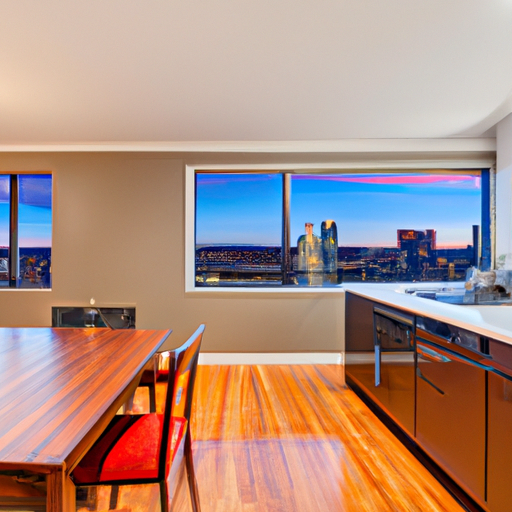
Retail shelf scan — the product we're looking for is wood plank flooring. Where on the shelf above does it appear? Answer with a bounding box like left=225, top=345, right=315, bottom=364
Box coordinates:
left=75, top=364, right=466, bottom=512
left=191, top=365, right=465, bottom=512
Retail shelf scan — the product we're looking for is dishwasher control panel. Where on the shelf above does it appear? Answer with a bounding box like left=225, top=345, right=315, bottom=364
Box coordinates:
left=416, top=316, right=488, bottom=356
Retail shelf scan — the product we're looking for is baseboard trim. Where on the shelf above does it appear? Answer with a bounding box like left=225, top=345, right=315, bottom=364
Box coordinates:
left=198, top=352, right=343, bottom=365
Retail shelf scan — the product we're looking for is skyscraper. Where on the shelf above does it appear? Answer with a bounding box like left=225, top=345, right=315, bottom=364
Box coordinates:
left=321, top=220, right=338, bottom=283
left=297, top=220, right=339, bottom=285
left=297, top=223, right=323, bottom=284
left=397, top=229, right=436, bottom=274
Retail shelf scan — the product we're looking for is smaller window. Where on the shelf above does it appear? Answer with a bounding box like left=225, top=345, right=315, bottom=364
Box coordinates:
left=0, top=174, right=52, bottom=289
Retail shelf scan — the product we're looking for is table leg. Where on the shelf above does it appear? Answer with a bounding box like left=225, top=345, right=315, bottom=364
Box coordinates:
left=47, top=467, right=76, bottom=512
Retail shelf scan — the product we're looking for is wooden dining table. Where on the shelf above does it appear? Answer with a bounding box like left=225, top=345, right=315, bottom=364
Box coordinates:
left=0, top=327, right=172, bottom=512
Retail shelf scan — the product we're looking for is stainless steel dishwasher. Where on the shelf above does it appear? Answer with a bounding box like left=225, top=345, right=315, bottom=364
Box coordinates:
left=373, top=306, right=415, bottom=437
left=344, top=300, right=415, bottom=438
left=415, top=316, right=487, bottom=503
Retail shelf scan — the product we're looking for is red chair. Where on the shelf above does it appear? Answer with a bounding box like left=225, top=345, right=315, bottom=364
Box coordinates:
left=72, top=325, right=205, bottom=512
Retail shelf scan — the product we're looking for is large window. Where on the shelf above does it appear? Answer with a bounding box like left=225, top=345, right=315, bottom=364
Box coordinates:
left=0, top=174, right=52, bottom=289
left=194, top=169, right=487, bottom=288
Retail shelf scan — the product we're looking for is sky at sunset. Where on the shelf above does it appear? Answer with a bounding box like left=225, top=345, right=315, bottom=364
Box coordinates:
left=0, top=175, right=52, bottom=247
left=196, top=172, right=482, bottom=248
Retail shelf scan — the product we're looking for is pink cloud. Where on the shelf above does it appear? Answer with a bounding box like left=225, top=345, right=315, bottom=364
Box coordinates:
left=292, top=174, right=479, bottom=186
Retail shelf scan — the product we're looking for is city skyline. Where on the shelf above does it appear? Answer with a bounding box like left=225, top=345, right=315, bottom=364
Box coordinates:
left=195, top=232, right=475, bottom=286
left=196, top=172, right=482, bottom=248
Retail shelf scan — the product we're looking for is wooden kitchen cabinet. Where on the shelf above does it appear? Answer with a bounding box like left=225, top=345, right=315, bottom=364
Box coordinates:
left=487, top=341, right=512, bottom=512
left=344, top=291, right=499, bottom=511
left=345, top=291, right=374, bottom=352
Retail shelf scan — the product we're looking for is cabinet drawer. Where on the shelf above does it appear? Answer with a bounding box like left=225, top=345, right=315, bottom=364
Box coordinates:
left=416, top=341, right=486, bottom=502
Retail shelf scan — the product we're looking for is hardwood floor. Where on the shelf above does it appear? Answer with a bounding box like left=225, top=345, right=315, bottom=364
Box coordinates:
left=75, top=364, right=466, bottom=512
left=191, top=365, right=465, bottom=512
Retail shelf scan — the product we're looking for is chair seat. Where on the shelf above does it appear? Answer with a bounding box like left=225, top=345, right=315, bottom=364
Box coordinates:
left=73, top=414, right=187, bottom=485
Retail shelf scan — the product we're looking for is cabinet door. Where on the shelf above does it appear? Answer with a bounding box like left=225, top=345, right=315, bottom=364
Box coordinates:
left=344, top=292, right=377, bottom=403
left=487, top=371, right=512, bottom=512
left=379, top=354, right=415, bottom=436
left=345, top=292, right=374, bottom=352
left=416, top=341, right=486, bottom=502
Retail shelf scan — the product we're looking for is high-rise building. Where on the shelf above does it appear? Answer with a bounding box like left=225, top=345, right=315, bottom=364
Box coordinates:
left=321, top=220, right=338, bottom=283
left=297, top=223, right=323, bottom=282
left=397, top=229, right=436, bottom=274
left=297, top=220, right=339, bottom=285
left=425, top=229, right=436, bottom=251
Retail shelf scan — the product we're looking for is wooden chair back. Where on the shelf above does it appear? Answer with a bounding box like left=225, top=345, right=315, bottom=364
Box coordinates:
left=160, top=324, right=204, bottom=481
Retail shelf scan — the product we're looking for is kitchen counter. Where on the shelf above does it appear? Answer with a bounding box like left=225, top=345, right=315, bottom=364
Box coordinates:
left=343, top=283, right=512, bottom=345
left=344, top=282, right=512, bottom=512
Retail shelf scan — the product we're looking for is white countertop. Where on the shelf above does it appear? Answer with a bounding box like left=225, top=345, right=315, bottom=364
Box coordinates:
left=343, top=283, right=512, bottom=346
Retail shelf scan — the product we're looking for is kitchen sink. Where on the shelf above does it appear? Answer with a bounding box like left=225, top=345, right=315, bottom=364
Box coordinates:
left=403, top=286, right=467, bottom=304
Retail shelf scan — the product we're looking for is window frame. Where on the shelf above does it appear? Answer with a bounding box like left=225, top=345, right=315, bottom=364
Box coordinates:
left=185, top=163, right=493, bottom=294
left=0, top=172, right=53, bottom=291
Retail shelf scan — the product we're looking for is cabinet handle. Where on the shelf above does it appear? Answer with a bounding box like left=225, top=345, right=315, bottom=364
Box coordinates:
left=416, top=367, right=445, bottom=395
left=375, top=343, right=381, bottom=387
left=417, top=344, right=451, bottom=363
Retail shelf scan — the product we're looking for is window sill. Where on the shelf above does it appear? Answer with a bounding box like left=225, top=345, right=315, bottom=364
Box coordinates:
left=0, top=288, right=52, bottom=292
left=185, top=285, right=345, bottom=298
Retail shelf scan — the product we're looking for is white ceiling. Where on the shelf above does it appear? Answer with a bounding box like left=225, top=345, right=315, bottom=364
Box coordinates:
left=2, top=1, right=512, bottom=145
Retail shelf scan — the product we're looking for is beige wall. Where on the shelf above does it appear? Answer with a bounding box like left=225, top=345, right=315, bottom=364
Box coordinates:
left=497, top=114, right=512, bottom=268
left=0, top=152, right=345, bottom=352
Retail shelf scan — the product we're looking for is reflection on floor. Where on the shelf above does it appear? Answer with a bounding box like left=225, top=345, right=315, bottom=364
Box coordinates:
left=78, top=364, right=465, bottom=512
left=191, top=365, right=465, bottom=512
left=76, top=461, right=191, bottom=512
left=79, top=485, right=160, bottom=512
